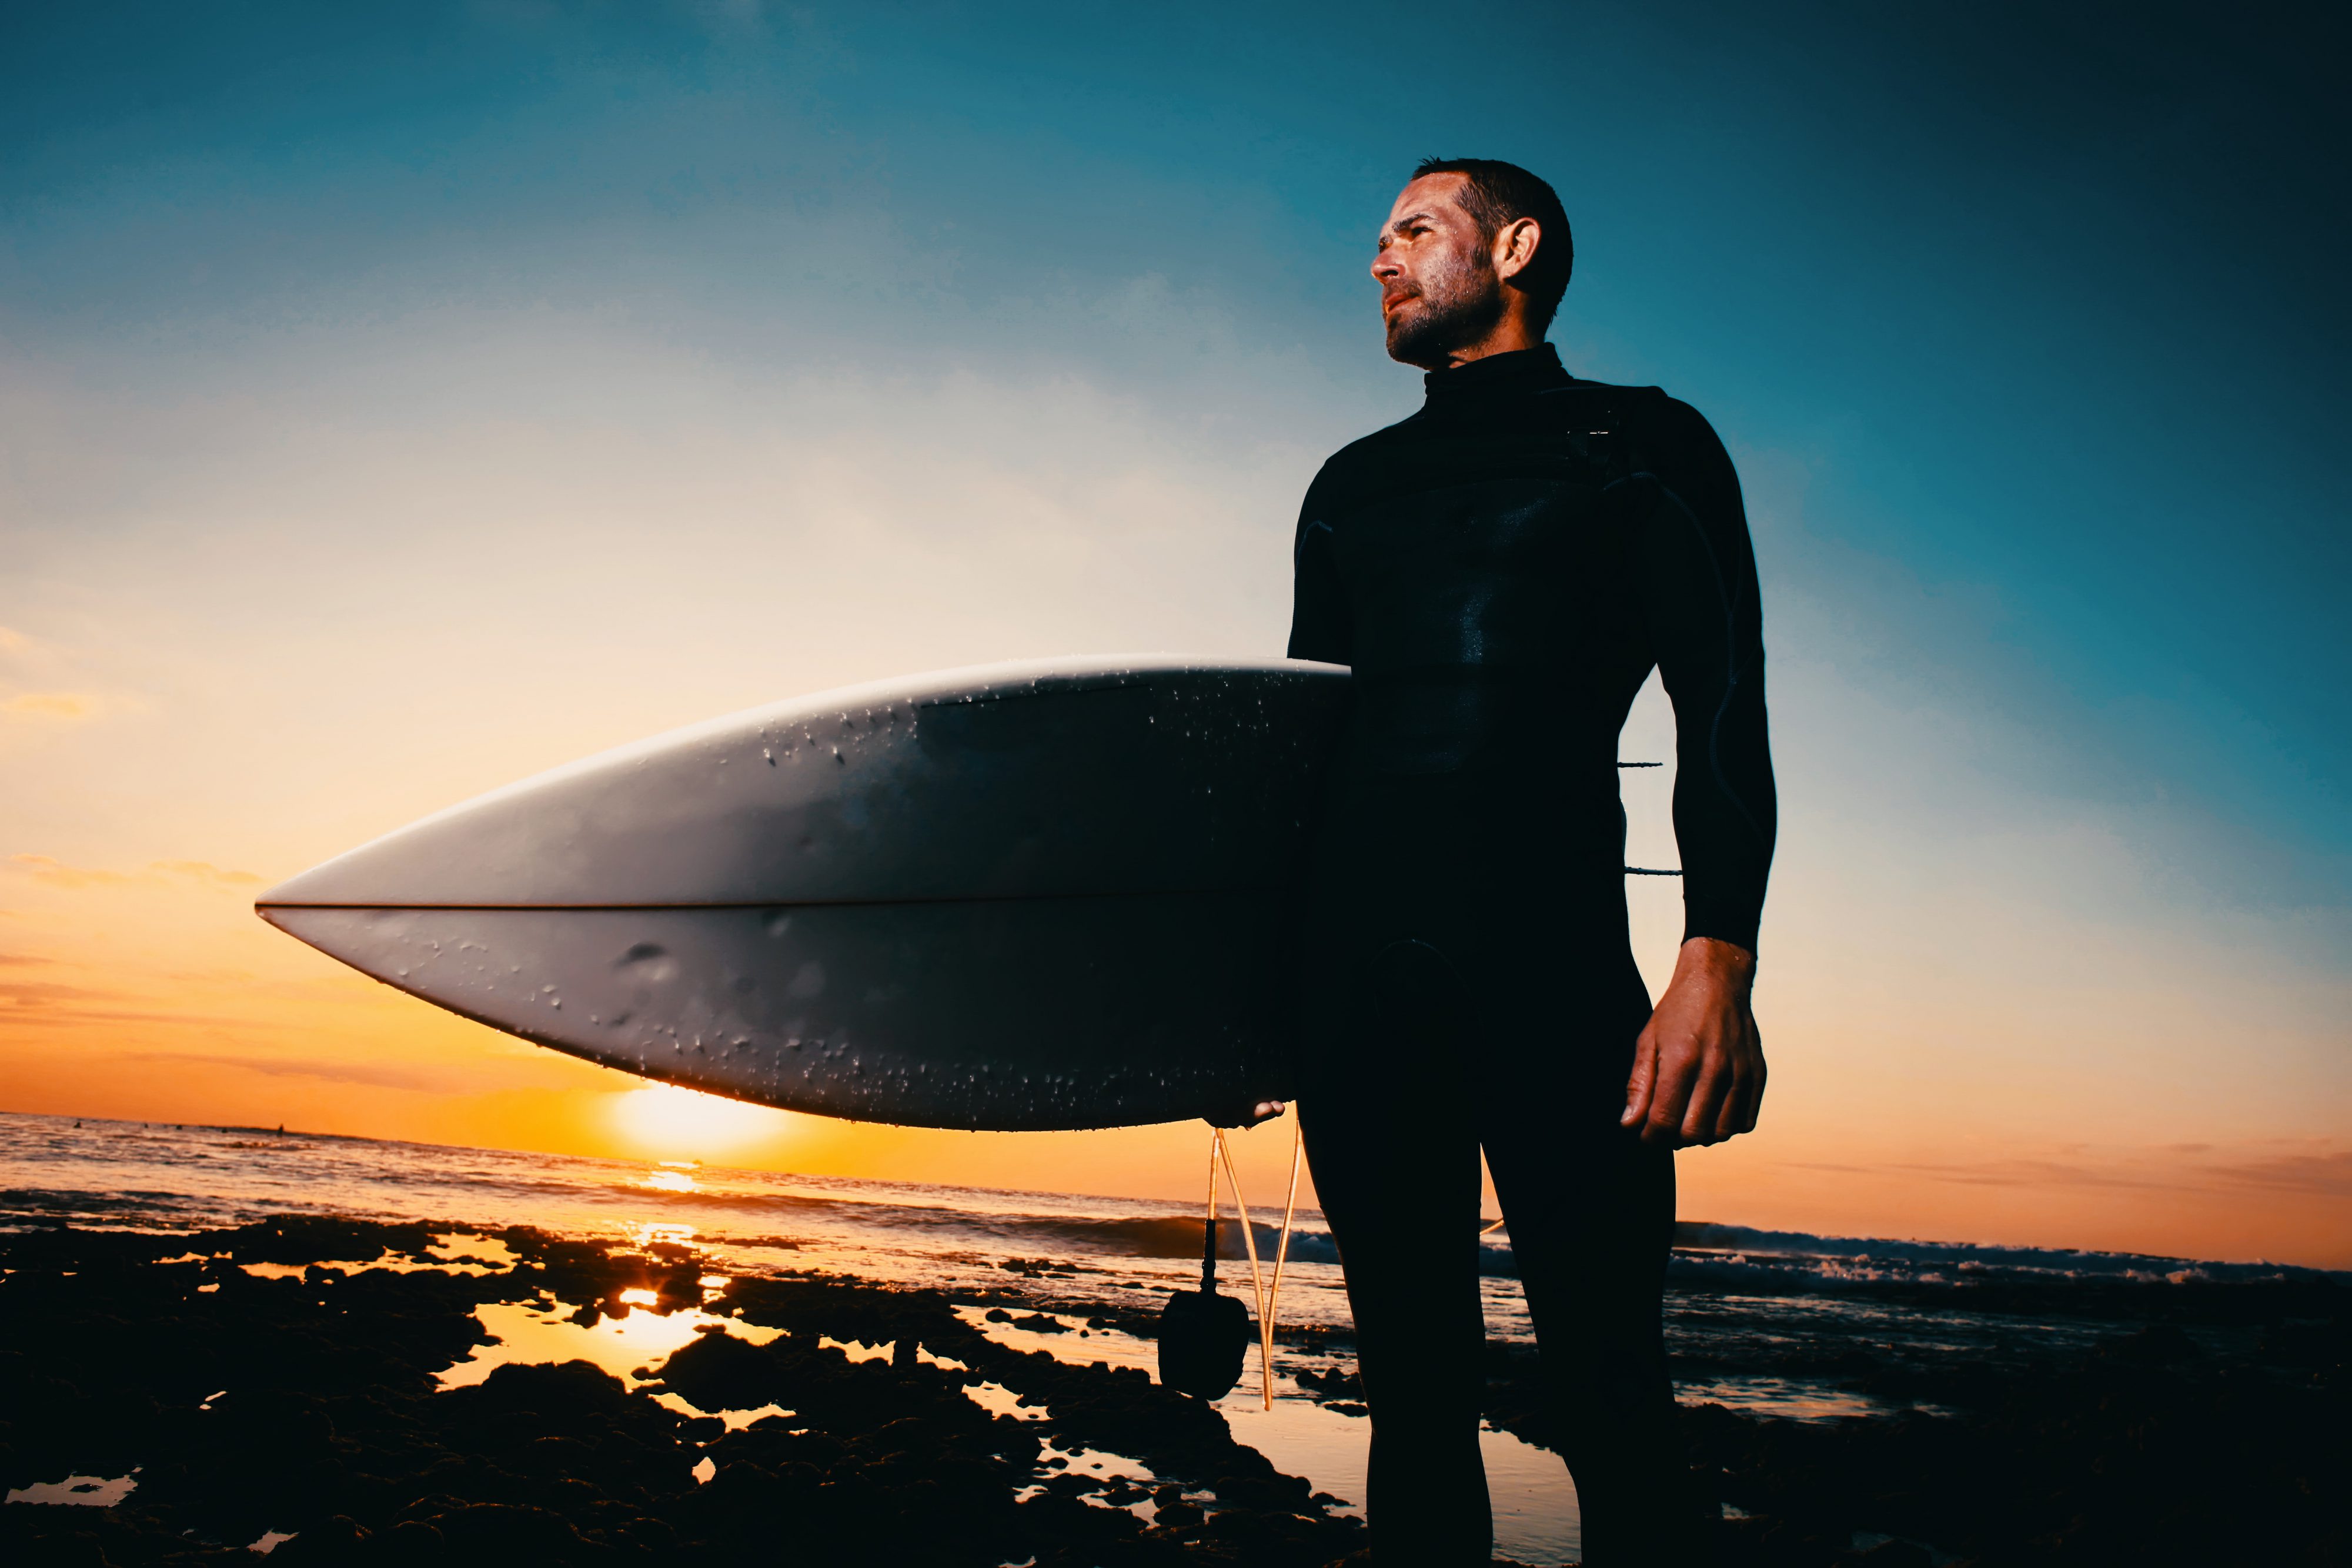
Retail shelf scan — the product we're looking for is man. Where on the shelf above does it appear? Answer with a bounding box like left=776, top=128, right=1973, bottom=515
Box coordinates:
left=1287, top=158, right=1774, bottom=1564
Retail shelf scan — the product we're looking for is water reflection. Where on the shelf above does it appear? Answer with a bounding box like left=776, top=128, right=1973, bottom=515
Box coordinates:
left=962, top=1381, right=1048, bottom=1422
left=6, top=1473, right=139, bottom=1507
left=238, top=1231, right=514, bottom=1282
left=427, top=1233, right=516, bottom=1269
left=435, top=1294, right=781, bottom=1391
left=948, top=1296, right=1578, bottom=1557
left=1675, top=1376, right=1893, bottom=1423
left=1022, top=1439, right=1159, bottom=1520
left=818, top=1335, right=893, bottom=1365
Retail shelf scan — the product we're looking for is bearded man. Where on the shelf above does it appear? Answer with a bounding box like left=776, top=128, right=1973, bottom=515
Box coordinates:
left=1286, top=158, right=1775, bottom=1565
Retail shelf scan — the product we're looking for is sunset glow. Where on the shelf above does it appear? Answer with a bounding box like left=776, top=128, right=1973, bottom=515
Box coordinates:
left=613, top=1085, right=796, bottom=1161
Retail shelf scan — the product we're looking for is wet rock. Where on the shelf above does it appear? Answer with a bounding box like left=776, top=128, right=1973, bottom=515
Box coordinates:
left=449, top=1359, right=634, bottom=1421
left=269, top=1513, right=372, bottom=1562
left=2098, top=1322, right=2201, bottom=1366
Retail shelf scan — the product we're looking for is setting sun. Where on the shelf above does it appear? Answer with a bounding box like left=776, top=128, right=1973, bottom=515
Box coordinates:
left=611, top=1084, right=796, bottom=1158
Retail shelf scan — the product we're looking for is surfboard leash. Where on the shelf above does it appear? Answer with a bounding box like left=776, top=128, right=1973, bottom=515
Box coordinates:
left=1266, top=1115, right=1305, bottom=1405
left=1212, top=1129, right=1268, bottom=1406
left=1208, top=1118, right=1304, bottom=1410
left=1202, top=1129, right=1221, bottom=1290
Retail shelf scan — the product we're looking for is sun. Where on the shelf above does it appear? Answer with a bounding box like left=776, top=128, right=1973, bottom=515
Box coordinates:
left=612, top=1082, right=792, bottom=1159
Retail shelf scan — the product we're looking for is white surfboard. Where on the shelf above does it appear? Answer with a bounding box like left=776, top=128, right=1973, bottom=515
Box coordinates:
left=257, top=658, right=1350, bottom=1130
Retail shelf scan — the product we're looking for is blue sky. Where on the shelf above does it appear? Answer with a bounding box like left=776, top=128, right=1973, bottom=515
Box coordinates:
left=11, top=2, right=2344, bottom=892
left=4, top=2, right=2346, bottom=1259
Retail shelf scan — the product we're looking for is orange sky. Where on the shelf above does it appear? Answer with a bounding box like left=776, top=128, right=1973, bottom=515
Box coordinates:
left=2, top=617, right=2344, bottom=1268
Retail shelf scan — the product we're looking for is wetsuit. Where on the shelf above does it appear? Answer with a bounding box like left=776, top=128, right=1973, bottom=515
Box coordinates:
left=1287, top=343, right=1774, bottom=1564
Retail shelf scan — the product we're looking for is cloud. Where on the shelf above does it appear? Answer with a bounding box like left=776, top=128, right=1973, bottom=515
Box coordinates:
left=7, top=854, right=135, bottom=888
left=1873, top=1156, right=2189, bottom=1193
left=5, top=854, right=262, bottom=888
left=119, top=1051, right=558, bottom=1095
left=0, top=969, right=280, bottom=1028
left=1795, top=1142, right=2352, bottom=1201
left=2, top=693, right=95, bottom=720
left=0, top=976, right=229, bottom=1027
left=0, top=977, right=103, bottom=1008
left=2204, top=1148, right=2352, bottom=1199
left=151, top=860, right=264, bottom=887
left=0, top=952, right=55, bottom=967
left=0, top=631, right=138, bottom=724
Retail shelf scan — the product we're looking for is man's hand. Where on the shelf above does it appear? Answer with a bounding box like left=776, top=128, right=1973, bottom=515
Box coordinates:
left=1621, top=937, right=1765, bottom=1148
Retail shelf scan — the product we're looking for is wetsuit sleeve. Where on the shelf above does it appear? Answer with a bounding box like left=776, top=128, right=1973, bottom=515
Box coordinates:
left=1285, top=469, right=1352, bottom=664
left=1642, top=400, right=1777, bottom=954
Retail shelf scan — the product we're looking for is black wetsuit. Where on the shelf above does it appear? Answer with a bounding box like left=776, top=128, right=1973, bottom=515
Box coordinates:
left=1287, top=343, right=1774, bottom=1564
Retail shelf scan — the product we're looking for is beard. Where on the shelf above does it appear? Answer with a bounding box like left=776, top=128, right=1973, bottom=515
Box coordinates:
left=1384, top=247, right=1505, bottom=368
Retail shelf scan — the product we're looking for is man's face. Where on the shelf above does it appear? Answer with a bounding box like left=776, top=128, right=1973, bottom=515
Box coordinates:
left=1373, top=173, right=1503, bottom=369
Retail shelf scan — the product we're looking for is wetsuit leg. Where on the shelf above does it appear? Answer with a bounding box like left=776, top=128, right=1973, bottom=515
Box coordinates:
left=1482, top=961, right=1713, bottom=1566
left=1299, top=941, right=1492, bottom=1566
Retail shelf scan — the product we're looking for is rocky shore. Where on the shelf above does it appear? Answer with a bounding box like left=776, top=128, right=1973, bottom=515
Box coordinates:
left=2, top=1216, right=2344, bottom=1566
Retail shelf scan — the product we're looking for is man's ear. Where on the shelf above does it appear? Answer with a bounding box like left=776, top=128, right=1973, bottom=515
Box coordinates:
left=1492, top=216, right=1542, bottom=285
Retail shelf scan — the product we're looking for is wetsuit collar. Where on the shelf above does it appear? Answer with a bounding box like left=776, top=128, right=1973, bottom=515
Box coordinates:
left=1420, top=342, right=1571, bottom=409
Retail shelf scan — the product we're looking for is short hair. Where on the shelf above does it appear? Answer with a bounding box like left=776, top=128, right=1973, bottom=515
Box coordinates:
left=1411, top=156, right=1573, bottom=332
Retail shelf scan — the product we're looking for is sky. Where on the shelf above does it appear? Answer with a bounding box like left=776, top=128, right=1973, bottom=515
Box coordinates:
left=2, top=1, right=2346, bottom=1266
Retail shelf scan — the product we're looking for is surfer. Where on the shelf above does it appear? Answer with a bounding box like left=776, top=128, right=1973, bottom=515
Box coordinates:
left=1285, top=158, right=1775, bottom=1564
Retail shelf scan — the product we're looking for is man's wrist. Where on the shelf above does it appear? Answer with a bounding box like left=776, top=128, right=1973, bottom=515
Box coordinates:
left=1676, top=935, right=1756, bottom=990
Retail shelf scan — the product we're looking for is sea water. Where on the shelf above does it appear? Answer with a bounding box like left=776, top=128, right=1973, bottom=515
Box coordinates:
left=2, top=1111, right=2328, bottom=1563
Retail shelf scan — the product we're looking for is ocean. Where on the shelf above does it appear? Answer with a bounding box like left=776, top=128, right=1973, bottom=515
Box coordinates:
left=2, top=1110, right=2333, bottom=1564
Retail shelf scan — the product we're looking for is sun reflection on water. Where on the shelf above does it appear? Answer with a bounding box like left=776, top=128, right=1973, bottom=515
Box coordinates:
left=435, top=1295, right=782, bottom=1392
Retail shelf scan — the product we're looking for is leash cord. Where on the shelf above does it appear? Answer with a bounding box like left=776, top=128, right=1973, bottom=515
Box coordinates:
left=1214, top=1128, right=1272, bottom=1409
left=1197, top=1114, right=1307, bottom=1409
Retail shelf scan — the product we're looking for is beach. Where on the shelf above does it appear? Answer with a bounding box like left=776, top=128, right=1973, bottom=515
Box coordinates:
left=2, top=1112, right=2344, bottom=1566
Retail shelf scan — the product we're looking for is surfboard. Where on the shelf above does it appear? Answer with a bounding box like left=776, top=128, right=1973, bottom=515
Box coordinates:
left=256, top=658, right=1351, bottom=1131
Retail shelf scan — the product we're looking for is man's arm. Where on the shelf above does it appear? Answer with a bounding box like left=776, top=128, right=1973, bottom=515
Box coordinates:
left=1286, top=473, right=1352, bottom=666
left=1621, top=399, right=1776, bottom=1147
left=1235, top=474, right=1354, bottom=1126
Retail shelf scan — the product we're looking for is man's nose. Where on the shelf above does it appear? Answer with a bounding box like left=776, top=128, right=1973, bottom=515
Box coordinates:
left=1371, top=252, right=1401, bottom=282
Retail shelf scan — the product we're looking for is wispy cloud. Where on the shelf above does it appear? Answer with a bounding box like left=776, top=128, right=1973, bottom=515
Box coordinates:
left=1, top=693, right=95, bottom=720
left=0, top=971, right=280, bottom=1029
left=8, top=855, right=135, bottom=888
left=0, top=628, right=139, bottom=724
left=0, top=977, right=103, bottom=1008
left=1795, top=1142, right=2352, bottom=1201
left=151, top=861, right=263, bottom=887
left=119, top=1051, right=562, bottom=1095
left=2204, top=1148, right=2352, bottom=1199
left=7, top=854, right=262, bottom=889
